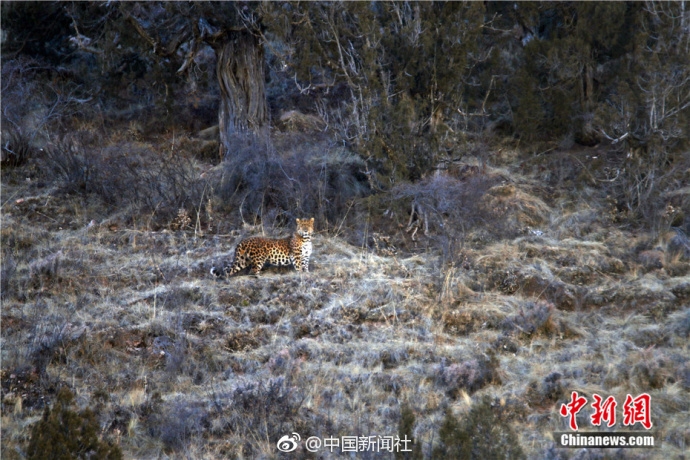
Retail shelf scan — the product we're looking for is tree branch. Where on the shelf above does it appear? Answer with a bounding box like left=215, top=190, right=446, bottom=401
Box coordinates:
left=121, top=6, right=191, bottom=57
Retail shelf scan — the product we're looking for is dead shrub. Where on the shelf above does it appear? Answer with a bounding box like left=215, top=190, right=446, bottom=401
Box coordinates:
left=525, top=372, right=565, bottom=409
left=479, top=183, right=550, bottom=232
left=277, top=110, right=327, bottom=133
left=1, top=57, right=61, bottom=168
left=182, top=313, right=225, bottom=337
left=247, top=306, right=282, bottom=325
left=673, top=309, right=690, bottom=339
left=500, top=300, right=558, bottom=338
left=390, top=172, right=500, bottom=263
left=442, top=308, right=502, bottom=335
left=175, top=134, right=220, bottom=163
left=29, top=251, right=62, bottom=281
left=216, top=137, right=368, bottom=229
left=29, top=316, right=78, bottom=379
left=616, top=350, right=675, bottom=391
left=40, top=132, right=209, bottom=228
left=638, top=249, right=664, bottom=270
left=146, top=397, right=207, bottom=453
left=610, top=144, right=689, bottom=233
left=492, top=334, right=520, bottom=354
left=1, top=123, right=38, bottom=168
left=516, top=273, right=576, bottom=311
left=666, top=227, right=690, bottom=261
left=435, top=354, right=502, bottom=397
left=225, top=328, right=266, bottom=353
left=630, top=359, right=672, bottom=390
left=1, top=254, right=17, bottom=300
left=208, top=376, right=308, bottom=456
left=157, top=286, right=203, bottom=311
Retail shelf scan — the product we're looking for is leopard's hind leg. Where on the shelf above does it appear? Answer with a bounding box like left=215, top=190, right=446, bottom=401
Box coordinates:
left=249, top=259, right=265, bottom=275
left=211, top=251, right=247, bottom=278
left=225, top=252, right=249, bottom=276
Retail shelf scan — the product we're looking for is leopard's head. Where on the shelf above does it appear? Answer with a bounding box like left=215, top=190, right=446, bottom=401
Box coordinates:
left=295, top=218, right=314, bottom=237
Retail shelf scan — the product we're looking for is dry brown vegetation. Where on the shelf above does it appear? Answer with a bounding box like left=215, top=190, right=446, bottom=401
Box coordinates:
left=2, top=128, right=689, bottom=459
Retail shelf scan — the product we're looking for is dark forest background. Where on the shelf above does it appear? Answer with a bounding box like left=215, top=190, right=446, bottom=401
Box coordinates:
left=3, top=1, right=688, bottom=238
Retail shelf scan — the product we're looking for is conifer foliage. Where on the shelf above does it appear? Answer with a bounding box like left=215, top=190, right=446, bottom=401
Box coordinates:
left=27, top=388, right=122, bottom=460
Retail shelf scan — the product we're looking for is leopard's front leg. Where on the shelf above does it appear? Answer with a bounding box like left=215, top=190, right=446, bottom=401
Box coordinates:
left=300, top=242, right=312, bottom=272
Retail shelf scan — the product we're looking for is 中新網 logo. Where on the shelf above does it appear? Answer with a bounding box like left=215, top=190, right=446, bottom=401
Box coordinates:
left=560, top=392, right=652, bottom=430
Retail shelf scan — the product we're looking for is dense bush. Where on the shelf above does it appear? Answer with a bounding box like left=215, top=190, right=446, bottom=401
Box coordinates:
left=433, top=397, right=525, bottom=460
left=27, top=387, right=122, bottom=460
left=396, top=403, right=424, bottom=460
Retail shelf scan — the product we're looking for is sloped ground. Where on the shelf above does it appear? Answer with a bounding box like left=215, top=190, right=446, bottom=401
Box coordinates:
left=2, top=153, right=689, bottom=459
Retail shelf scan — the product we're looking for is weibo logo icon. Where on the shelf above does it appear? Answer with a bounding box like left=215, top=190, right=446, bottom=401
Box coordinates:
left=276, top=433, right=301, bottom=452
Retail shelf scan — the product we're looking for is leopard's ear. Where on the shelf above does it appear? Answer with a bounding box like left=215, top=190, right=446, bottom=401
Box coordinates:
left=295, top=218, right=301, bottom=225
left=309, top=218, right=314, bottom=223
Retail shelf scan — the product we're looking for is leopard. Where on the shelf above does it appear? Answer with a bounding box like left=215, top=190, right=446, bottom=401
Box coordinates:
left=210, top=218, right=314, bottom=277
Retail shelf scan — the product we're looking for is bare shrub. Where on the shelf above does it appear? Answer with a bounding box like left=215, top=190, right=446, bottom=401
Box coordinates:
left=29, top=251, right=62, bottom=281
left=225, top=328, right=266, bottom=353
left=608, top=145, right=689, bottom=234
left=673, top=309, right=690, bottom=339
left=626, top=350, right=675, bottom=391
left=1, top=57, right=49, bottom=167
left=29, top=315, right=83, bottom=379
left=176, top=134, right=220, bottom=162
left=208, top=376, right=308, bottom=456
left=500, top=300, right=557, bottom=337
left=40, top=132, right=209, bottom=228
left=1, top=253, right=17, bottom=300
left=1, top=300, right=86, bottom=418
left=216, top=137, right=368, bottom=229
left=390, top=172, right=499, bottom=263
left=638, top=250, right=664, bottom=271
left=1, top=123, right=37, bottom=167
left=146, top=397, right=207, bottom=452
left=525, top=372, right=565, bottom=409
left=277, top=110, right=327, bottom=133
left=1, top=56, right=97, bottom=168
left=666, top=227, right=690, bottom=261
left=435, top=354, right=501, bottom=397
left=442, top=308, right=501, bottom=336
left=479, top=184, right=550, bottom=232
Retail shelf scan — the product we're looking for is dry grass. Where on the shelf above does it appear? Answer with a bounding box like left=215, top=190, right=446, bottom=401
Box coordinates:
left=2, top=141, right=689, bottom=459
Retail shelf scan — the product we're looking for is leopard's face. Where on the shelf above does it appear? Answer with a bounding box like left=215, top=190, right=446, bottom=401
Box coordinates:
left=295, top=218, right=314, bottom=238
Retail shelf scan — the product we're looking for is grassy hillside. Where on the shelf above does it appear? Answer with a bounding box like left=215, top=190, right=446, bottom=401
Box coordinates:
left=2, top=132, right=688, bottom=459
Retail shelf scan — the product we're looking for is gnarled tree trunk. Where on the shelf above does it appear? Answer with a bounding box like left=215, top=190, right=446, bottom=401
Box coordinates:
left=214, top=30, right=269, bottom=157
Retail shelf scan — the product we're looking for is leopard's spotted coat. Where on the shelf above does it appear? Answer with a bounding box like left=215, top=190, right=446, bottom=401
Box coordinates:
left=210, top=218, right=314, bottom=277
